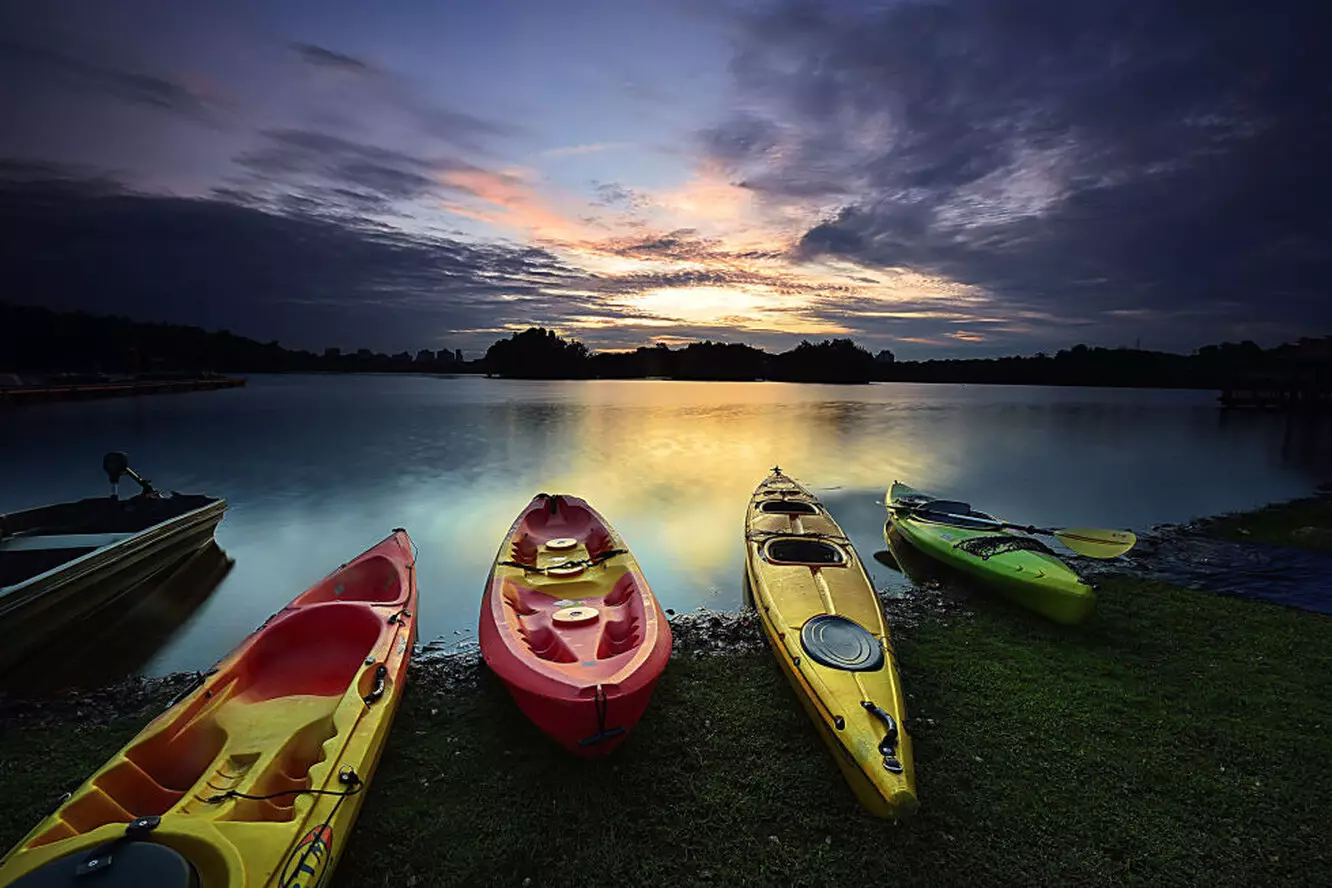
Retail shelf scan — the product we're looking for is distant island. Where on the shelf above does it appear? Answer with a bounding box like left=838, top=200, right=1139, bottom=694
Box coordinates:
left=2, top=302, right=1328, bottom=390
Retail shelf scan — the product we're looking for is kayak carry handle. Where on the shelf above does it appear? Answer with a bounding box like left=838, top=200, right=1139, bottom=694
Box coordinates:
left=862, top=700, right=904, bottom=774
left=363, top=663, right=388, bottom=705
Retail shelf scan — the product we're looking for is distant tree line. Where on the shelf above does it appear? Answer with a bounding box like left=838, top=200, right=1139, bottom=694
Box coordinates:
left=0, top=303, right=469, bottom=376
left=3, top=302, right=1327, bottom=388
left=484, top=329, right=879, bottom=383
left=885, top=340, right=1331, bottom=388
left=484, top=328, right=1331, bottom=388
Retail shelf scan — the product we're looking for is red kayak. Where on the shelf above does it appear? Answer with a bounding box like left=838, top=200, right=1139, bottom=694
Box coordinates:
left=479, top=493, right=671, bottom=756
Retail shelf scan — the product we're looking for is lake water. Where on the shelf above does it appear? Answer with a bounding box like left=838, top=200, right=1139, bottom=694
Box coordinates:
left=2, top=374, right=1328, bottom=677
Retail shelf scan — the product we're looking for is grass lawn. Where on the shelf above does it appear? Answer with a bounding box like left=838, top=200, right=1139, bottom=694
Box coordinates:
left=3, top=501, right=1331, bottom=886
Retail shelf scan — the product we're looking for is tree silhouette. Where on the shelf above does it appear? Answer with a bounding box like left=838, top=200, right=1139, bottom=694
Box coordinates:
left=484, top=328, right=590, bottom=378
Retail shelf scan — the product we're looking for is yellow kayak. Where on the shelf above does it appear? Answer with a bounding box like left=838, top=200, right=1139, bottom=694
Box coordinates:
left=745, top=468, right=917, bottom=819
left=0, top=530, right=417, bottom=888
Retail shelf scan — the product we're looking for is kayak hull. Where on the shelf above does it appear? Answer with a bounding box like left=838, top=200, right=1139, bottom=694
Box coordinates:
left=887, top=482, right=1095, bottom=624
left=0, top=531, right=417, bottom=888
left=745, top=469, right=917, bottom=819
left=480, top=494, right=670, bottom=757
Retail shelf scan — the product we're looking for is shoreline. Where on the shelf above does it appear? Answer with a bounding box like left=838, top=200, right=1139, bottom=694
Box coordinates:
left=2, top=495, right=1329, bottom=885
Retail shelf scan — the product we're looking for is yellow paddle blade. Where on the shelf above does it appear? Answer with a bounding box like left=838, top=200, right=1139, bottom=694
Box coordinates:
left=1052, top=528, right=1137, bottom=559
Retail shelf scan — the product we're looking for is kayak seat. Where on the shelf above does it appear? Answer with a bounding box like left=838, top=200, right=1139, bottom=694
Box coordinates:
left=596, top=613, right=640, bottom=658
left=799, top=615, right=884, bottom=672
left=523, top=498, right=596, bottom=544
left=518, top=622, right=578, bottom=663
left=295, top=554, right=405, bottom=604
left=233, top=604, right=384, bottom=702
left=765, top=538, right=845, bottom=566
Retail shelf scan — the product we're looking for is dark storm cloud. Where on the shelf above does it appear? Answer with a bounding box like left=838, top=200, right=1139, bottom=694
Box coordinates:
left=0, top=39, right=222, bottom=122
left=290, top=43, right=372, bottom=74
left=714, top=0, right=1332, bottom=344
left=0, top=166, right=608, bottom=351
left=234, top=128, right=471, bottom=206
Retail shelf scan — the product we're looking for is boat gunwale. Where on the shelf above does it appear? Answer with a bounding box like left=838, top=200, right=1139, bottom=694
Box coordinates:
left=0, top=498, right=227, bottom=604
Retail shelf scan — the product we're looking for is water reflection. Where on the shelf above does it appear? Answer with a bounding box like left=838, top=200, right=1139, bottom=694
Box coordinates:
left=1, top=542, right=232, bottom=694
left=0, top=376, right=1326, bottom=675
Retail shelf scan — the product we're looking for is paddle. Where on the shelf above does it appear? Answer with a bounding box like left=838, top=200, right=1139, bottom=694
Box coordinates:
left=889, top=502, right=1137, bottom=559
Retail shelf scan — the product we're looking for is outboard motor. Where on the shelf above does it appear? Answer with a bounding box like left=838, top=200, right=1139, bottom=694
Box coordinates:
left=102, top=451, right=159, bottom=500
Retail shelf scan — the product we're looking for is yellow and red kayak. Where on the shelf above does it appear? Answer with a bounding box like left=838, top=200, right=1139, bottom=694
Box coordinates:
left=0, top=530, right=417, bottom=888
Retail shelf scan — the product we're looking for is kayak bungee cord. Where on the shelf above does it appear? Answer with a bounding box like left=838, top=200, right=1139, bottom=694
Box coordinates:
left=498, top=547, right=627, bottom=573
left=953, top=534, right=1058, bottom=560
left=202, top=765, right=364, bottom=806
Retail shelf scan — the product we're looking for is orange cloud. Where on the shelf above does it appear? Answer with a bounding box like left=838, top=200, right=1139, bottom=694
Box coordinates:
left=437, top=167, right=603, bottom=243
left=433, top=155, right=997, bottom=345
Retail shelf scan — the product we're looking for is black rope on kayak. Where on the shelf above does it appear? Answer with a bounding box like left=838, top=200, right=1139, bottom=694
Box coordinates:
left=498, top=548, right=628, bottom=574
left=202, top=765, right=364, bottom=805
left=745, top=530, right=848, bottom=542
left=579, top=684, right=626, bottom=747
left=953, top=535, right=1056, bottom=560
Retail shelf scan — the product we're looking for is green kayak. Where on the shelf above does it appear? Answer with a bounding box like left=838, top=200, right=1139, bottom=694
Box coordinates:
left=885, top=482, right=1095, bottom=625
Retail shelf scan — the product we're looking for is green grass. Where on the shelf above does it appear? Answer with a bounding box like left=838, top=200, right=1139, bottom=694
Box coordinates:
left=1203, top=494, right=1332, bottom=549
left=326, top=580, right=1332, bottom=887
left=3, top=498, right=1331, bottom=886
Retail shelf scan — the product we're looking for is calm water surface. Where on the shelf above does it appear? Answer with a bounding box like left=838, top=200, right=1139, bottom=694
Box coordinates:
left=2, top=374, right=1328, bottom=676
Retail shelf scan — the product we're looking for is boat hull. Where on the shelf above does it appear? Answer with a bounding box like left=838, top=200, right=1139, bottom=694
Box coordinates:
left=480, top=494, right=670, bottom=757
left=0, top=497, right=226, bottom=673
left=745, top=470, right=917, bottom=819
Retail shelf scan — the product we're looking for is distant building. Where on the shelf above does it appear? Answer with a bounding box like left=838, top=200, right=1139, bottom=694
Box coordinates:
left=454, top=349, right=464, bottom=363
left=416, top=349, right=436, bottom=363
left=356, top=348, right=373, bottom=359
left=324, top=347, right=341, bottom=359
left=875, top=349, right=896, bottom=364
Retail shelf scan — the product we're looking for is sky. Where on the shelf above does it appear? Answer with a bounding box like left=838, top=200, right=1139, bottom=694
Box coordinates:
left=1, top=0, right=1328, bottom=358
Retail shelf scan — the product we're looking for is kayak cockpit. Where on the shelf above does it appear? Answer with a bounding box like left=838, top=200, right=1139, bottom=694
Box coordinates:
left=758, top=499, right=820, bottom=515
left=763, top=537, right=846, bottom=566
left=503, top=571, right=646, bottom=664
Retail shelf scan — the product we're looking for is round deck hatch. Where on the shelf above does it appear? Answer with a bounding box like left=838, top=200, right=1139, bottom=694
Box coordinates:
left=552, top=605, right=599, bottom=625
left=12, top=842, right=198, bottom=888
left=546, top=537, right=579, bottom=551
left=799, top=614, right=884, bottom=672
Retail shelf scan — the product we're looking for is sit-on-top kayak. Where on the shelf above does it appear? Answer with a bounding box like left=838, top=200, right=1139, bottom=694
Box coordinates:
left=745, top=468, right=917, bottom=819
left=887, top=482, right=1095, bottom=624
left=480, top=493, right=670, bottom=757
left=0, top=530, right=417, bottom=888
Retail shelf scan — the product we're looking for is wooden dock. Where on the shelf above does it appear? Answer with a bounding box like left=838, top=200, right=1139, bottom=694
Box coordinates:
left=1219, top=381, right=1331, bottom=412
left=0, top=375, right=246, bottom=405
